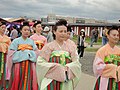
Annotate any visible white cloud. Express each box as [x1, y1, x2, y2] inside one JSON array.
[[0, 0, 120, 22], [66, 0, 80, 6]]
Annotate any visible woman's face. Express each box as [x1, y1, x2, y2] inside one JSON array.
[[35, 24, 43, 33], [0, 25, 6, 34], [21, 26, 30, 38], [54, 25, 67, 41], [107, 30, 119, 45], [65, 31, 71, 40]]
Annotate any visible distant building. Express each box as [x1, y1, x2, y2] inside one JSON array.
[[76, 18, 85, 23], [46, 14, 108, 24], [47, 14, 76, 23], [47, 14, 57, 22], [41, 18, 48, 22]]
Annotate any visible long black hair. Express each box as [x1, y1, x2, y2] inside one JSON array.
[[20, 21, 29, 30], [33, 20, 41, 28]]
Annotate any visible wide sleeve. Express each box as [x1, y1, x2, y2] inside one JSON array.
[[102, 64, 117, 79], [45, 63, 66, 82], [65, 60, 81, 88], [66, 49, 80, 80], [65, 43, 81, 87], [69, 42, 79, 62], [117, 66, 120, 82], [9, 39, 18, 50], [6, 39, 18, 80], [93, 50, 117, 79], [7, 39, 18, 66], [36, 56, 66, 90]]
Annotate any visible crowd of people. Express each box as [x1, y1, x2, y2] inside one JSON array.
[[0, 18, 120, 90], [0, 19, 81, 90]]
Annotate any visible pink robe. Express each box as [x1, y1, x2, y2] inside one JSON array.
[[30, 33, 47, 49], [36, 40, 81, 90]]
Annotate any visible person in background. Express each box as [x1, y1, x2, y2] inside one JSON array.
[[17, 27, 21, 37], [6, 21, 40, 90], [41, 26, 49, 38], [36, 19, 81, 90], [77, 29, 85, 58], [70, 30, 73, 39], [65, 25, 77, 50], [42, 26, 54, 43], [4, 28, 9, 36], [90, 28, 98, 47], [90, 28, 95, 47], [10, 25, 18, 41], [102, 27, 108, 46], [93, 26, 120, 90], [94, 28, 99, 43], [0, 21, 11, 90], [30, 26, 35, 36], [30, 21, 47, 50], [6, 27, 12, 37]]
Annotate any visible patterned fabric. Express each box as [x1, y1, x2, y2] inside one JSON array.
[[47, 51, 72, 90], [8, 60, 39, 90], [0, 52, 8, 90], [104, 54, 120, 64], [35, 40, 44, 50], [18, 44, 33, 51], [30, 33, 47, 50]]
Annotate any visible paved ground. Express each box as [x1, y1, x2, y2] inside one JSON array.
[[75, 73, 96, 90], [80, 52, 96, 76], [75, 52, 96, 90], [75, 45, 101, 90]]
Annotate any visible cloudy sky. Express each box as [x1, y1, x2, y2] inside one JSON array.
[[0, 0, 120, 22]]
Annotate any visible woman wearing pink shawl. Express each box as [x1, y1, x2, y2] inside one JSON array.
[[36, 19, 81, 90], [30, 21, 47, 50], [93, 26, 120, 90]]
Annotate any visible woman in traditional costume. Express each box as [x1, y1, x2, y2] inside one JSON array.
[[6, 21, 39, 90], [93, 26, 120, 90], [65, 25, 77, 49], [36, 19, 81, 90], [30, 21, 47, 50], [0, 22, 11, 90]]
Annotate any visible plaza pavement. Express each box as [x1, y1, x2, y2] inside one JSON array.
[[75, 72, 96, 90]]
